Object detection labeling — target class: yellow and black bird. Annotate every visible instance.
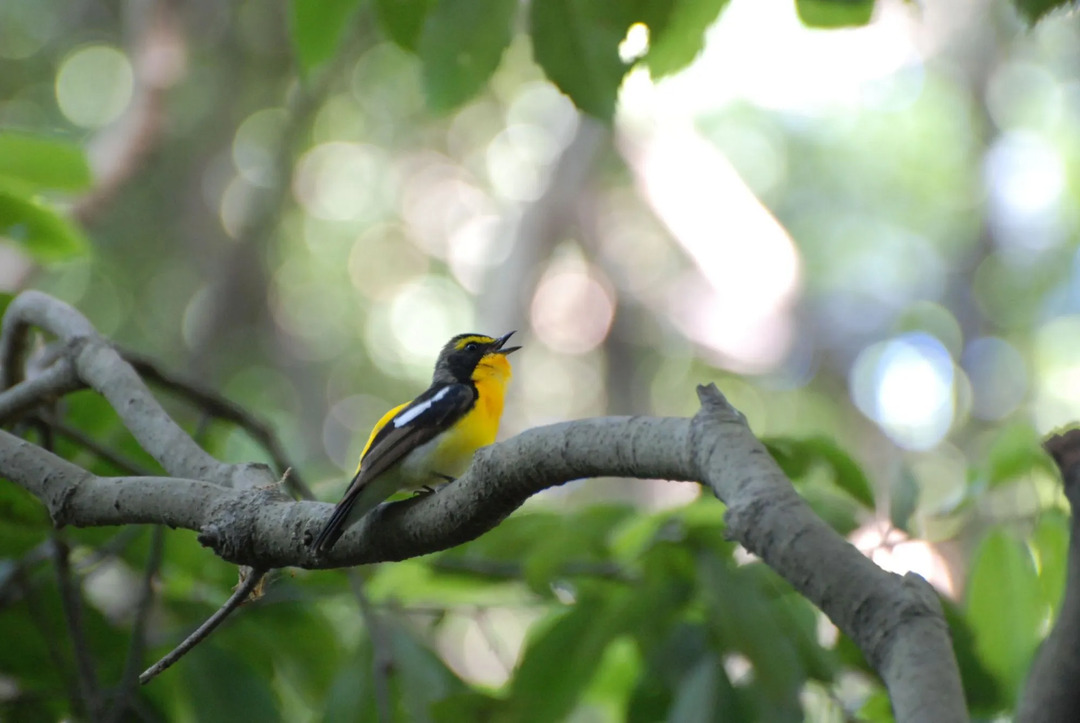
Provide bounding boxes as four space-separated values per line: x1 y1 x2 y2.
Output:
311 332 520 551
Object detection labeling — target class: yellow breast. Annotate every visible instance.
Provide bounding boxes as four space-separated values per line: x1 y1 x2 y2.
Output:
428 353 511 475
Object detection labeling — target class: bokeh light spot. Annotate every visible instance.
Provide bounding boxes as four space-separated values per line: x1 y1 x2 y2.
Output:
962 337 1027 421
233 108 287 188
851 333 955 450
56 45 134 128
530 259 615 355
293 142 392 221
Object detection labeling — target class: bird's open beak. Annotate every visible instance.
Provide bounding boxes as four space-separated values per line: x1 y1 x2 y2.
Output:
493 331 521 355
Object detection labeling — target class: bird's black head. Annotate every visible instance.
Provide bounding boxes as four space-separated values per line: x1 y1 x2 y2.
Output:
433 331 520 384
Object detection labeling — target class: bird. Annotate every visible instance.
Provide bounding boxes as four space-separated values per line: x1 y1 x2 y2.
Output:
311 331 520 552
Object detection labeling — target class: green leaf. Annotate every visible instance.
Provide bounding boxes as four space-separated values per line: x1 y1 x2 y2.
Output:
432 691 503 722
889 466 919 532
0 186 89 262
323 650 379 723
965 530 1043 705
375 0 434 50
696 554 804 717
508 591 642 723
234 600 343 706
1032 511 1068 618
799 485 861 535
289 0 364 73
530 0 629 120
0 132 91 192
418 0 516 113
522 505 633 592
183 644 281 723
1013 0 1076 23
939 596 1006 714
0 483 50 556
856 690 895 722
982 421 1054 488
764 435 876 508
668 654 743 723
795 0 875 27
645 0 731 78
390 623 469 721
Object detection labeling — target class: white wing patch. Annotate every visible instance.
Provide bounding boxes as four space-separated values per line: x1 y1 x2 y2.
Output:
393 386 452 428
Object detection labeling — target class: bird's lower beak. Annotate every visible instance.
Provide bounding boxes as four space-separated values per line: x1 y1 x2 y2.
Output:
494 331 521 355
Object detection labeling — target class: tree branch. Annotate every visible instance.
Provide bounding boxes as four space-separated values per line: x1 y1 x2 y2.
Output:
53 537 102 720
138 566 267 684
0 290 966 720
107 526 165 722
120 349 314 500
0 290 272 490
1018 430 1080 721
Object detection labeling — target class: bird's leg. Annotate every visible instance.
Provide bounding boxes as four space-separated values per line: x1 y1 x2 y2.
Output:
411 473 457 496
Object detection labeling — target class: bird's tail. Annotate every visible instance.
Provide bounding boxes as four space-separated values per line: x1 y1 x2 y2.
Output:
311 497 355 552
311 472 396 552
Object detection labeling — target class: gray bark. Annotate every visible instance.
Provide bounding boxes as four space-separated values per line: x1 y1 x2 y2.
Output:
1017 431 1080 721
0 290 967 721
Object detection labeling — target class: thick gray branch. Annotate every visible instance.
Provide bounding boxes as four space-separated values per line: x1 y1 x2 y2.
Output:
1018 431 1080 721
0 291 967 720
0 396 965 721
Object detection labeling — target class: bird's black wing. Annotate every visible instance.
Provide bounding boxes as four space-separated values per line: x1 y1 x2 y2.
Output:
311 383 475 551
357 382 476 482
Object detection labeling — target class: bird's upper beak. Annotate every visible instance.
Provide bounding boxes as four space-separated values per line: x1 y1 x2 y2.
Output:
492 331 521 355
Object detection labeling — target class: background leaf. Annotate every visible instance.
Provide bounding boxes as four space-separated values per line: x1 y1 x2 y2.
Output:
0 133 91 192
290 0 364 72
645 0 731 78
795 0 875 27
418 0 517 112
0 187 88 261
529 0 629 120
965 530 1043 705
1013 0 1077 23
375 0 434 50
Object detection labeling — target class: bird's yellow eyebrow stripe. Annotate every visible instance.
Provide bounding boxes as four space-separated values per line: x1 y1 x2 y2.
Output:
454 335 495 350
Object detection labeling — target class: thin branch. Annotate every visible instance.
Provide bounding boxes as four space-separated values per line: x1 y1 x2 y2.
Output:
474 608 515 675
138 566 267 685
39 414 157 477
121 349 314 500
107 526 165 722
0 290 967 719
347 572 393 723
433 557 629 581
53 537 102 720
0 291 272 489
0 356 82 425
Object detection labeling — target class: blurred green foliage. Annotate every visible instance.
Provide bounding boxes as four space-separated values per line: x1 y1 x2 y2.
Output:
3 0 1080 720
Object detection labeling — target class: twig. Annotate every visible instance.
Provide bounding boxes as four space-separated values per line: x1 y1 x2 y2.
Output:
139 566 267 684
433 556 629 581
474 608 515 675
0 291 270 489
121 349 314 500
0 357 82 425
38 414 157 477
53 537 102 720
348 571 394 723
107 526 165 722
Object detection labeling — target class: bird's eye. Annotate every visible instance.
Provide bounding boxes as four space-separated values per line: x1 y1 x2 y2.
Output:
464 342 479 352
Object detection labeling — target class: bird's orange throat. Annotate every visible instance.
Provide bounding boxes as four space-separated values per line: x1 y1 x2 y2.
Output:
472 353 512 424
